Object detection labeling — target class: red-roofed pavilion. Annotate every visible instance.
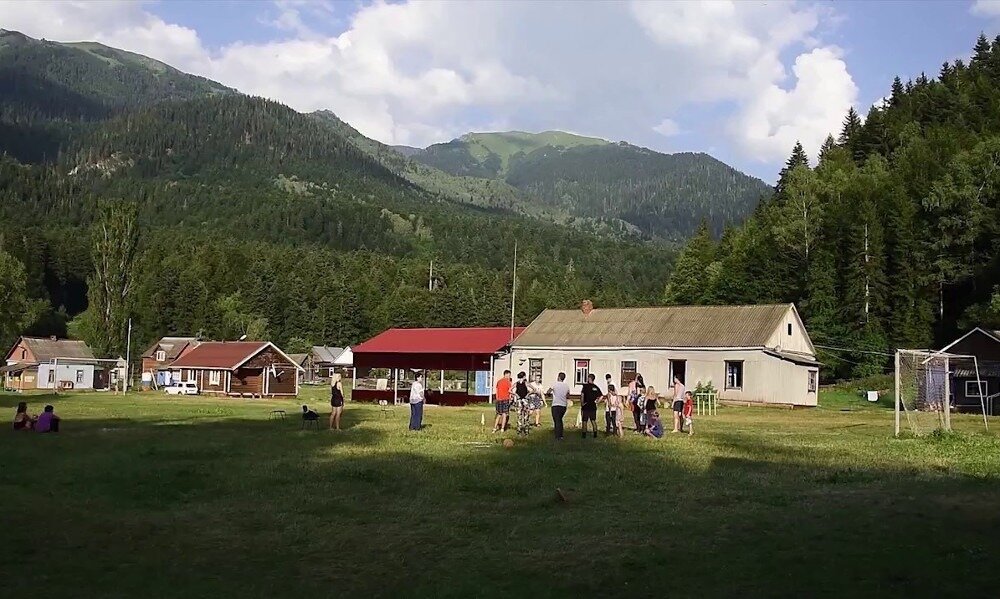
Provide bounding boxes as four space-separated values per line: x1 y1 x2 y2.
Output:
352 327 524 406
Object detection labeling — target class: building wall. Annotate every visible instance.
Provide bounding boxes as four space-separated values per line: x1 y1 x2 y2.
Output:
36 364 96 390
195 369 228 394
4 339 37 364
266 368 297 395
499 348 818 406
765 308 814 355
231 368 264 395
948 331 1000 362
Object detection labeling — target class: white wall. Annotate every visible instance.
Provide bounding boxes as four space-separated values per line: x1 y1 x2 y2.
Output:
766 308 814 355
498 348 818 406
36 364 96 390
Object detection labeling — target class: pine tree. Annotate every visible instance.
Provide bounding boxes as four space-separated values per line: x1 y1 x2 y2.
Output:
890 77 905 107
973 33 991 64
774 141 809 198
838 107 863 147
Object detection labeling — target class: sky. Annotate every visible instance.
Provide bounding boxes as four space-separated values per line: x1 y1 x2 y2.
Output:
3 0 1000 182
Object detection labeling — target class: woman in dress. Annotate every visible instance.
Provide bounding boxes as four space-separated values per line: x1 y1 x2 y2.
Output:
630 374 646 432
329 373 345 430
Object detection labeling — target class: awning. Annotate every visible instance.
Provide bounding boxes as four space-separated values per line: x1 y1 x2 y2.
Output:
764 349 822 367
1 362 36 374
353 327 524 371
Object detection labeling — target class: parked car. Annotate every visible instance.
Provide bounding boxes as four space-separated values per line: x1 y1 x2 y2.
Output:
164 381 199 395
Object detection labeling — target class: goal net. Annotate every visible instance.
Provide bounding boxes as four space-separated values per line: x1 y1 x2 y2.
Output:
894 350 989 436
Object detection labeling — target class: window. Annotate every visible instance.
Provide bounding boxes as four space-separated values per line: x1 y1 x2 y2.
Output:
808 370 818 393
185 369 195 382
156 350 166 362
20 349 26 360
725 361 744 390
47 370 54 384
209 370 221 386
574 359 590 385
76 370 84 383
669 360 686 385
620 360 637 387
528 359 543 384
966 380 989 398
787 323 793 336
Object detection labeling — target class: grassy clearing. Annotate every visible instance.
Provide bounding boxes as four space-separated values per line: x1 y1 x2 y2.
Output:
2 387 1000 598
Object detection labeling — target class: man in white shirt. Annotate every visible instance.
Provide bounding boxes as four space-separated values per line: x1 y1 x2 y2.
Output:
409 372 425 431
549 372 571 440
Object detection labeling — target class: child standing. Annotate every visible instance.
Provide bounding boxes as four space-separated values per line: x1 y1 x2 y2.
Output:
682 391 694 435
602 383 623 437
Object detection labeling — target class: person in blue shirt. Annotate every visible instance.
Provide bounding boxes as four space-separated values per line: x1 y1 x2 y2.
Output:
644 410 664 439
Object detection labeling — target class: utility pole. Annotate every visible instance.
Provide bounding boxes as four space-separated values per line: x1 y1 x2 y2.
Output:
508 241 517 371
864 223 870 323
429 260 433 291
125 318 132 394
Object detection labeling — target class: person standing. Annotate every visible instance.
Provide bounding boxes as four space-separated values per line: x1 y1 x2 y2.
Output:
409 372 425 431
631 374 646 432
603 373 615 435
580 374 602 439
682 390 695 435
528 378 545 427
672 376 686 433
549 372 570 440
329 373 345 430
514 371 532 435
493 370 512 433
603 383 623 437
644 385 659 423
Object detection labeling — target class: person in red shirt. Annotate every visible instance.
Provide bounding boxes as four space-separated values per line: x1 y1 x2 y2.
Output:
682 391 694 435
493 370 513 433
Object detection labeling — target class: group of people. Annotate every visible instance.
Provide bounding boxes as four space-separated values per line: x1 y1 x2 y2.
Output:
12 402 60 433
494 369 694 440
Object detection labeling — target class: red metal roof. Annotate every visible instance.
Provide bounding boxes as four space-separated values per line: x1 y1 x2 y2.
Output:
169 342 268 369
353 327 525 371
354 327 524 354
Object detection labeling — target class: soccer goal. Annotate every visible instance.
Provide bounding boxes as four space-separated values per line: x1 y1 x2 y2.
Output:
894 349 989 436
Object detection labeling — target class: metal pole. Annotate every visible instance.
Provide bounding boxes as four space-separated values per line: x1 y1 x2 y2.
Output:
489 355 494 404
974 356 988 431
943 356 951 432
351 367 356 401
894 350 901 437
439 369 444 394
52 357 58 395
508 241 517 372
393 368 399 406
125 318 132 394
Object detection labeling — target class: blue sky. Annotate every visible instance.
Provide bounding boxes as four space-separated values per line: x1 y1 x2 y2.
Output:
4 0 1000 182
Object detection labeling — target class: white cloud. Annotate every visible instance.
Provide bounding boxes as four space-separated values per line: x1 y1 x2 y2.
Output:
0 0 856 175
653 118 681 137
735 47 857 162
971 0 1000 17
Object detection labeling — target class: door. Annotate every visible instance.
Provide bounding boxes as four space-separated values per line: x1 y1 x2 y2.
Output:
669 360 686 386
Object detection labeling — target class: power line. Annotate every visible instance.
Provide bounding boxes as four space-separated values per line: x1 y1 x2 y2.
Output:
814 343 895 357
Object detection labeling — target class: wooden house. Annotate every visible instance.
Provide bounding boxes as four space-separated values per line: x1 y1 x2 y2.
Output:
140 336 200 388
939 327 1000 413
168 341 303 397
2 336 102 391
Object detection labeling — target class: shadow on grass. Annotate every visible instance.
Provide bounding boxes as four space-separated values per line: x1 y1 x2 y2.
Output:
2 405 1000 598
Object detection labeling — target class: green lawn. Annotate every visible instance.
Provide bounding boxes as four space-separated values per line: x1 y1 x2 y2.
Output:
3 387 1000 598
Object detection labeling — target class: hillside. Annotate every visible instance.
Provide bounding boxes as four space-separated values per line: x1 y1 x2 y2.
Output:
410 132 770 238
664 34 1000 378
0 29 234 162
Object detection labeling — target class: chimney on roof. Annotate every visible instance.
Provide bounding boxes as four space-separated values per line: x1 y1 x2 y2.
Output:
581 299 594 316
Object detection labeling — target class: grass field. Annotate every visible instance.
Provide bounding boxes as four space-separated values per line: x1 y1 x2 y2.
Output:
3 387 1000 598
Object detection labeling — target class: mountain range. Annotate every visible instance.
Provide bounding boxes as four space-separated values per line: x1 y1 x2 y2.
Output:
0 29 768 351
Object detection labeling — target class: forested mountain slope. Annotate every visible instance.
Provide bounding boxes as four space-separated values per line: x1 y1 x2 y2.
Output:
0 29 233 162
664 34 1000 378
411 131 770 239
0 93 677 354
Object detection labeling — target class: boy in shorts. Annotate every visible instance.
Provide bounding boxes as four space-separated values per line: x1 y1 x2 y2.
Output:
493 370 513 433
579 373 602 439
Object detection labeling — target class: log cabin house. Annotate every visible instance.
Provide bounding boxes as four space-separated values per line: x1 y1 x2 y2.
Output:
168 341 303 397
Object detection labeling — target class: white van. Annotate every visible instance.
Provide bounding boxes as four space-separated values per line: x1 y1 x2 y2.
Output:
165 381 199 395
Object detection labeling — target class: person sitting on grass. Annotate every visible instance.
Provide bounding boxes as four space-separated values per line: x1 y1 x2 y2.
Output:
35 405 60 433
13 402 36 431
682 391 694 436
643 410 663 439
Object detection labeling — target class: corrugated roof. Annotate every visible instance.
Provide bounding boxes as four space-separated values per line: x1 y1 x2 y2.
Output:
513 305 792 348
354 327 525 355
288 353 309 366
312 346 344 363
20 337 96 361
141 336 199 360
170 342 269 369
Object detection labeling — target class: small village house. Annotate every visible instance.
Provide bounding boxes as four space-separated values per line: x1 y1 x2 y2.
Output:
288 353 313 383
311 345 344 379
504 301 820 407
939 327 1000 413
168 341 303 397
2 336 105 391
140 336 200 388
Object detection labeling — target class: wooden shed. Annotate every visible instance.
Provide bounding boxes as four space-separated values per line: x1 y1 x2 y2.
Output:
168 341 304 397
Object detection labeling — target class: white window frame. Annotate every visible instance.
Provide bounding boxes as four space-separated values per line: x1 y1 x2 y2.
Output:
209 370 221 386
528 358 543 384
75 370 84 384
620 360 637 387
574 359 590 386
725 361 743 390
808 370 818 393
48 370 55 384
156 350 166 362
966 380 988 398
